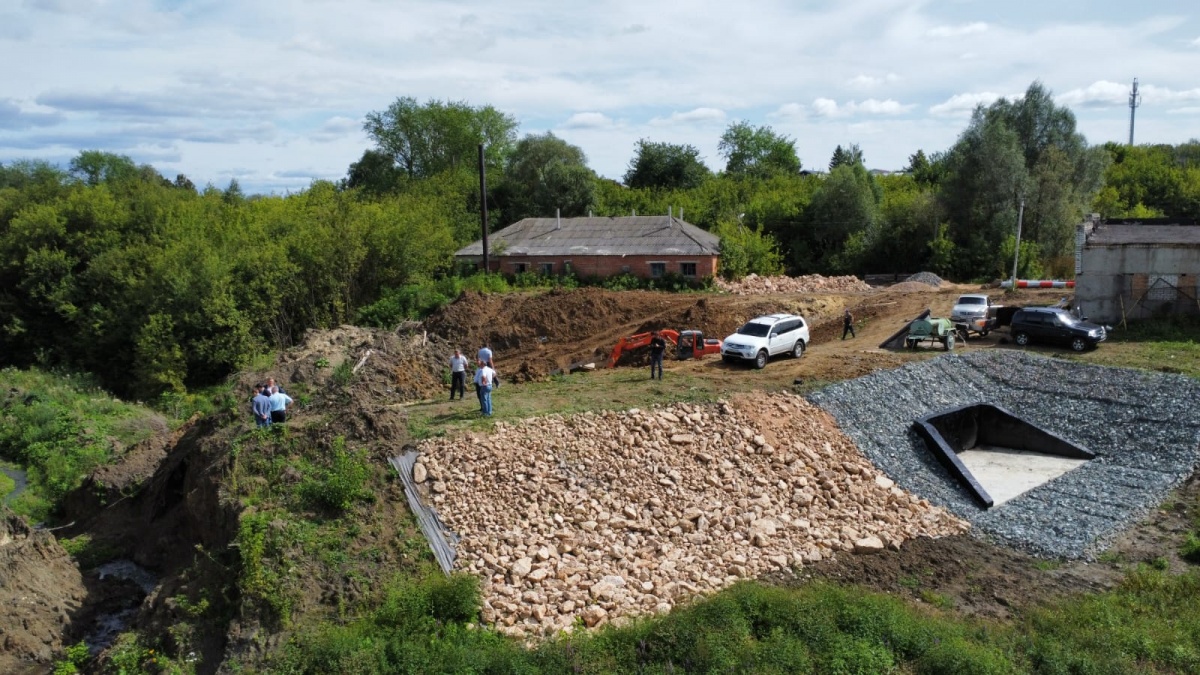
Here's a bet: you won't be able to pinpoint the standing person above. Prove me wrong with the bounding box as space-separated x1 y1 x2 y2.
268 387 294 424
251 385 272 428
449 349 468 400
265 377 278 395
477 343 494 368
473 360 496 416
648 331 667 380
842 309 856 340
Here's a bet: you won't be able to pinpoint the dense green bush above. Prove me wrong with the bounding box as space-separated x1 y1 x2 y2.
0 367 162 520
299 438 372 513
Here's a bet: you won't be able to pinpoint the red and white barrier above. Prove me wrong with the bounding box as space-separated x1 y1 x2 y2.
999 279 1075 289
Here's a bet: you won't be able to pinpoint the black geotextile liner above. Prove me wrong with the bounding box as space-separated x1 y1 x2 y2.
808 350 1200 559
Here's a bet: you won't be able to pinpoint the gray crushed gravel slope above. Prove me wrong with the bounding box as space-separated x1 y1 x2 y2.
808 350 1200 558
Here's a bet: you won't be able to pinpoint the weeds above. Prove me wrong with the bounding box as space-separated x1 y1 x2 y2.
0 367 162 521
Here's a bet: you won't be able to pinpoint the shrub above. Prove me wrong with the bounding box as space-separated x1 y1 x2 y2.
299 438 372 513
1182 533 1200 563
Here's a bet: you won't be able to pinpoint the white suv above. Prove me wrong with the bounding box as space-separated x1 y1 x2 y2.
721 313 809 369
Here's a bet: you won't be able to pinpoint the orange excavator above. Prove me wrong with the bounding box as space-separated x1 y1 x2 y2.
608 329 723 368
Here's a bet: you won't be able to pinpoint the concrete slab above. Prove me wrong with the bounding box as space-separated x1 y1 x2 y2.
957 445 1089 506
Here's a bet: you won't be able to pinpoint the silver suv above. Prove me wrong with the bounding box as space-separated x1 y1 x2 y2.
721 313 809 369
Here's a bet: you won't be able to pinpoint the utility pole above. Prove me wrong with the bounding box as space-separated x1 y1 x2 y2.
478 144 489 274
1128 78 1141 146
1010 198 1026 292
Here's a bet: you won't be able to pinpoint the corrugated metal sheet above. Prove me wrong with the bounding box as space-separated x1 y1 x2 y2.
1087 225 1200 246
455 216 721 257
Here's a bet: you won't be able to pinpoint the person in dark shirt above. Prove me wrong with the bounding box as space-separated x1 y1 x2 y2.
649 331 667 380
842 309 856 340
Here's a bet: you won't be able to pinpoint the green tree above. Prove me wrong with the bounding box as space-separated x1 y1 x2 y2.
713 218 784 279
496 132 595 221
69 151 139 186
829 144 864 171
344 149 404 196
624 140 711 190
363 97 518 179
718 122 801 179
798 164 879 273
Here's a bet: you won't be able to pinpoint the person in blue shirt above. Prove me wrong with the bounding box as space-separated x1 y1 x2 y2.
268 387 294 424
251 385 272 428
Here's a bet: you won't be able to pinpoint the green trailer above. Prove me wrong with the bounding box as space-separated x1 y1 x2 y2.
906 317 956 351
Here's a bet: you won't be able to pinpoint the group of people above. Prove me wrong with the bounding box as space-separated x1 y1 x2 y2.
250 377 293 428
450 344 499 416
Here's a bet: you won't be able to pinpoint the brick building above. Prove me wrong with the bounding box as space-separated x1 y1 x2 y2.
454 215 720 280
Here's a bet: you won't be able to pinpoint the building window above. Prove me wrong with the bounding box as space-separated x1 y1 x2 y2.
540 262 554 275
513 263 527 274
649 262 666 278
563 260 573 275
621 265 631 274
679 262 697 277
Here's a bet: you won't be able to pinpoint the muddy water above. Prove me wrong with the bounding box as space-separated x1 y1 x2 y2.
84 560 160 652
1 466 27 504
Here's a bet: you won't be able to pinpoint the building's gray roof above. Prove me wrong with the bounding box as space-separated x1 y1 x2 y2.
455 216 720 257
1087 224 1200 246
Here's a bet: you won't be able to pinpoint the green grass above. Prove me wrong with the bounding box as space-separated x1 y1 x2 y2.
404 368 728 439
0 367 164 521
1078 315 1200 379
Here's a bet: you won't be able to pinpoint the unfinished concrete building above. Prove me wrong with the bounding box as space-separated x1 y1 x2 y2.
1074 217 1200 324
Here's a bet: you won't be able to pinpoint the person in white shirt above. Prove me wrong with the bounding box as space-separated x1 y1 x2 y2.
473 360 497 416
449 349 468 400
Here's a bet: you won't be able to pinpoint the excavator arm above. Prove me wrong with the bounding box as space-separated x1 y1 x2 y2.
608 329 679 368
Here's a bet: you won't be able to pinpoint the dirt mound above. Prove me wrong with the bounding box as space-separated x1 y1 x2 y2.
413 392 967 637
422 288 833 378
887 281 941 293
903 271 944 287
715 273 873 295
0 512 88 672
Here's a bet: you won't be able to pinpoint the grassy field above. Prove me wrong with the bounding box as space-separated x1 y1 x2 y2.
1074 316 1200 378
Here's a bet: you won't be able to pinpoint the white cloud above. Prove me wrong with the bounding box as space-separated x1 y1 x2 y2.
1193 36 1200 47
1057 81 1200 108
847 73 899 89
1167 107 1200 115
929 92 1002 116
311 116 360 142
649 107 726 126
812 98 840 117
560 112 614 130
926 22 988 38
1141 84 1200 103
811 98 912 118
768 103 806 120
1056 80 1128 107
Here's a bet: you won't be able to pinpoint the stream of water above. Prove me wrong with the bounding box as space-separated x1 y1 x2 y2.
1 466 27 505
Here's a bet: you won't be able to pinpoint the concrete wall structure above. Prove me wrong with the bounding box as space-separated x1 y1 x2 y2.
1076 219 1200 323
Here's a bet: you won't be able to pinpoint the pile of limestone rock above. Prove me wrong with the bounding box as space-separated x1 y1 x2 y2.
714 273 873 295
413 393 968 638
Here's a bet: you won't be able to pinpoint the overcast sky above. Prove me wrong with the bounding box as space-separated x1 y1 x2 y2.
3 0 1199 194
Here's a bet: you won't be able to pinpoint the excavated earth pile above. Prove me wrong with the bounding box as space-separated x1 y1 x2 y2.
422 287 832 378
412 393 967 637
714 273 873 295
809 350 1200 559
0 513 88 673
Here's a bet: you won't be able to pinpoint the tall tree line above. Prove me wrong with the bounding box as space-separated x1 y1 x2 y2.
3 87 1197 396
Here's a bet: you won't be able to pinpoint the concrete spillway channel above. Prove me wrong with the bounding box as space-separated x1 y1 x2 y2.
808 350 1200 559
